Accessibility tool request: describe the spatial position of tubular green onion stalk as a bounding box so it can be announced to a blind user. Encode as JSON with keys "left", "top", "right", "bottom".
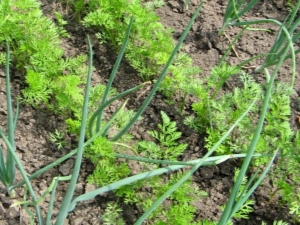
{"left": 1, "top": 39, "right": 43, "bottom": 224}
{"left": 218, "top": 0, "right": 259, "bottom": 36}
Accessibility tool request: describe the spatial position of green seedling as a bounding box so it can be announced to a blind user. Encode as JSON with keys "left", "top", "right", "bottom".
{"left": 81, "top": 0, "right": 174, "bottom": 80}
{"left": 101, "top": 202, "right": 125, "bottom": 225}
{"left": 186, "top": 63, "right": 241, "bottom": 130}
{"left": 145, "top": 0, "right": 165, "bottom": 10}
{"left": 54, "top": 11, "right": 70, "bottom": 38}
{"left": 286, "top": 0, "right": 297, "bottom": 10}
{"left": 113, "top": 108, "right": 142, "bottom": 142}
{"left": 49, "top": 129, "right": 66, "bottom": 149}
{"left": 138, "top": 111, "right": 187, "bottom": 161}
{"left": 0, "top": 52, "right": 6, "bottom": 65}
{"left": 289, "top": 190, "right": 300, "bottom": 221}
{"left": 60, "top": 0, "right": 87, "bottom": 21}
{"left": 159, "top": 52, "right": 201, "bottom": 112}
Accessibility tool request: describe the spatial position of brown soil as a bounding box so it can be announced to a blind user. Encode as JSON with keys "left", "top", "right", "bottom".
{"left": 0, "top": 0, "right": 299, "bottom": 224}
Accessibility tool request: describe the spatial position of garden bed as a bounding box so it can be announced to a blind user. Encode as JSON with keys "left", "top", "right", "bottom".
{"left": 0, "top": 0, "right": 299, "bottom": 224}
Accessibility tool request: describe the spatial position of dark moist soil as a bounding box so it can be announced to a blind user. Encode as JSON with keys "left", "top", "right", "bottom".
{"left": 0, "top": 0, "right": 299, "bottom": 224}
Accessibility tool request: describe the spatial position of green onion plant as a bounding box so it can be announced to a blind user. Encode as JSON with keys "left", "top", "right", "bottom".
{"left": 218, "top": 0, "right": 299, "bottom": 87}
{"left": 0, "top": 40, "right": 17, "bottom": 197}
{"left": 1, "top": 40, "right": 43, "bottom": 224}
{"left": 218, "top": 0, "right": 259, "bottom": 35}
{"left": 254, "top": 1, "right": 300, "bottom": 76}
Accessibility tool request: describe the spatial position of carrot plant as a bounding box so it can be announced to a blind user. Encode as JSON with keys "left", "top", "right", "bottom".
{"left": 181, "top": 6, "right": 300, "bottom": 225}
{"left": 144, "top": 0, "right": 165, "bottom": 10}
{"left": 158, "top": 53, "right": 201, "bottom": 112}
{"left": 49, "top": 129, "right": 66, "bottom": 150}
{"left": 140, "top": 111, "right": 188, "bottom": 161}
{"left": 186, "top": 68, "right": 293, "bottom": 224}
{"left": 187, "top": 70, "right": 294, "bottom": 164}
{"left": 85, "top": 110, "right": 208, "bottom": 224}
{"left": 0, "top": 0, "right": 87, "bottom": 112}
{"left": 54, "top": 11, "right": 70, "bottom": 38}
{"left": 101, "top": 202, "right": 125, "bottom": 225}
{"left": 80, "top": 0, "right": 174, "bottom": 79}
{"left": 185, "top": 47, "right": 298, "bottom": 225}
{"left": 216, "top": 4, "right": 300, "bottom": 222}
{"left": 78, "top": 0, "right": 201, "bottom": 108}
{"left": 1, "top": 4, "right": 221, "bottom": 224}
